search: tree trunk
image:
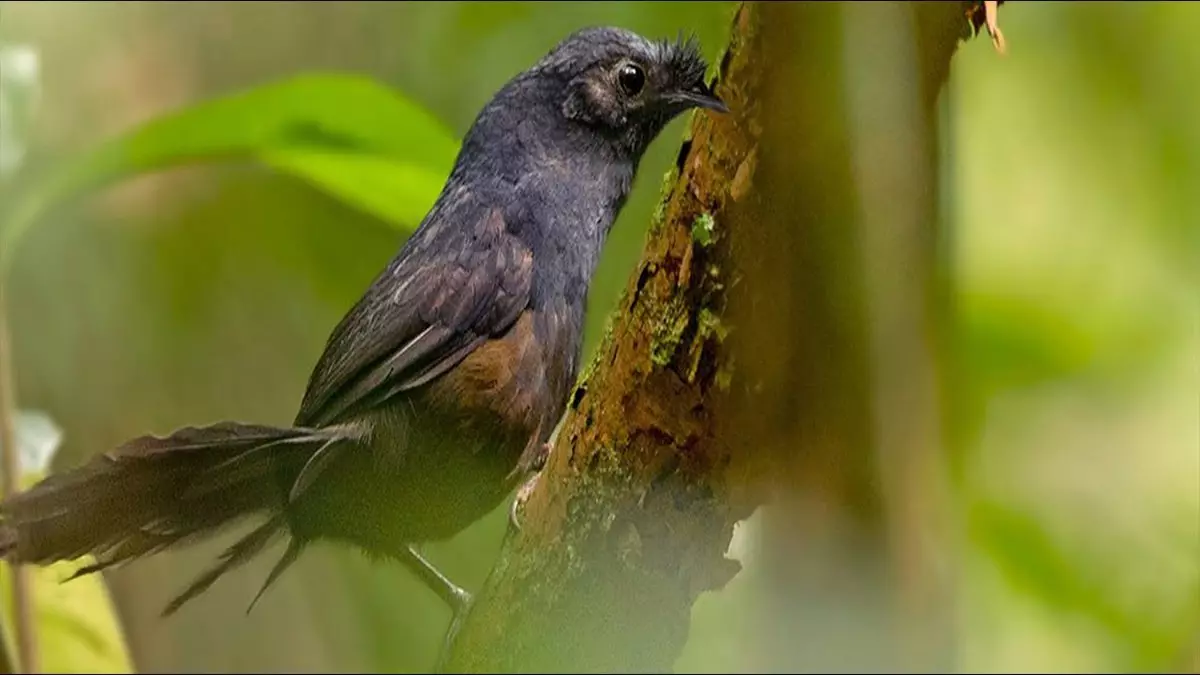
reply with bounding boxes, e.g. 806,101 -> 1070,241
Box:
442,2 -> 998,672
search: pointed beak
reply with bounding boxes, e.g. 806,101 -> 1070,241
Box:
671,82 -> 730,114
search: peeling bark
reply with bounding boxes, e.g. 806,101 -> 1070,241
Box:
441,3 -> 997,672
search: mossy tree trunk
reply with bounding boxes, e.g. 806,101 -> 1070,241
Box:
442,2 -> 998,672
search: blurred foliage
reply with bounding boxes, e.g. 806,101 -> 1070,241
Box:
949,2 -> 1200,671
0,509 -> 135,675
1,73 -> 459,272
0,1 -> 1195,673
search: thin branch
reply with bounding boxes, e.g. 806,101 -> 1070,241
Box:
0,5 -> 39,668
0,278 -> 36,674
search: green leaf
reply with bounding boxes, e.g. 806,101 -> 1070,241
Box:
0,557 -> 136,674
0,72 -> 459,274
260,149 -> 447,231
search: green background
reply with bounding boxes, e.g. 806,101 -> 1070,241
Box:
1,2 -> 1196,672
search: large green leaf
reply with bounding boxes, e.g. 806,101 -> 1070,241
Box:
0,72 -> 459,273
260,148 -> 448,232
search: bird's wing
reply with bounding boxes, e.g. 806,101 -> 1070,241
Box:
294,207 -> 533,429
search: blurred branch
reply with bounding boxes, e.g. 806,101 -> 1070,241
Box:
0,283 -> 35,674
440,1 -> 999,671
0,10 -> 41,670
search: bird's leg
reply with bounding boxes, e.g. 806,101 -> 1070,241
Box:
396,544 -> 471,614
396,545 -> 473,672
507,441 -> 551,535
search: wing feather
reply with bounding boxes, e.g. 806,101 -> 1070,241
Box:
294,206 -> 533,428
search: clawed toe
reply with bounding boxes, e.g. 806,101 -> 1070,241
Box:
508,494 -> 524,534
507,468 -> 543,535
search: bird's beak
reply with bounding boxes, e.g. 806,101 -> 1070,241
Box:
671,83 -> 730,114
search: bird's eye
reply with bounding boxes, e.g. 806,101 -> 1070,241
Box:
617,63 -> 645,96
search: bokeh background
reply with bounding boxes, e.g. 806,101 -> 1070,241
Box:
0,1 -> 1196,672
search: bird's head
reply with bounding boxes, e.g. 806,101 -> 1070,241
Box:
532,26 -> 728,156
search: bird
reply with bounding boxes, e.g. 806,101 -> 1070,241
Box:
0,25 -> 727,642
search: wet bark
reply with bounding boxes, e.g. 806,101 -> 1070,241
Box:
442,2 -> 998,672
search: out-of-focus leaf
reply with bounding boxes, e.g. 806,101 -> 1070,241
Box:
959,293 -> 1098,392
968,499 -> 1195,669
34,71 -> 458,189
0,44 -> 42,178
0,72 -> 459,272
0,555 -> 135,674
260,149 -> 447,230
12,410 -> 62,476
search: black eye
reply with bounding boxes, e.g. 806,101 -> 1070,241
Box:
617,63 -> 645,96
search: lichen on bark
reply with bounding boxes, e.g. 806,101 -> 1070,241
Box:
440,6 -> 763,672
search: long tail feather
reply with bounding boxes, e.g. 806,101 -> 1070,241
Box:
245,536 -> 305,616
162,515 -> 286,617
0,420 -> 350,615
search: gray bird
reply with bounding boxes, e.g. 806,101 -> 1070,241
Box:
0,24 -> 727,656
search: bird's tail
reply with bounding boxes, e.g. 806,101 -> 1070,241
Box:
0,421 -> 346,615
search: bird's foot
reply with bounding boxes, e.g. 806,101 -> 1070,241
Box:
396,544 -> 474,672
507,442 -> 549,535
506,474 -> 539,535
